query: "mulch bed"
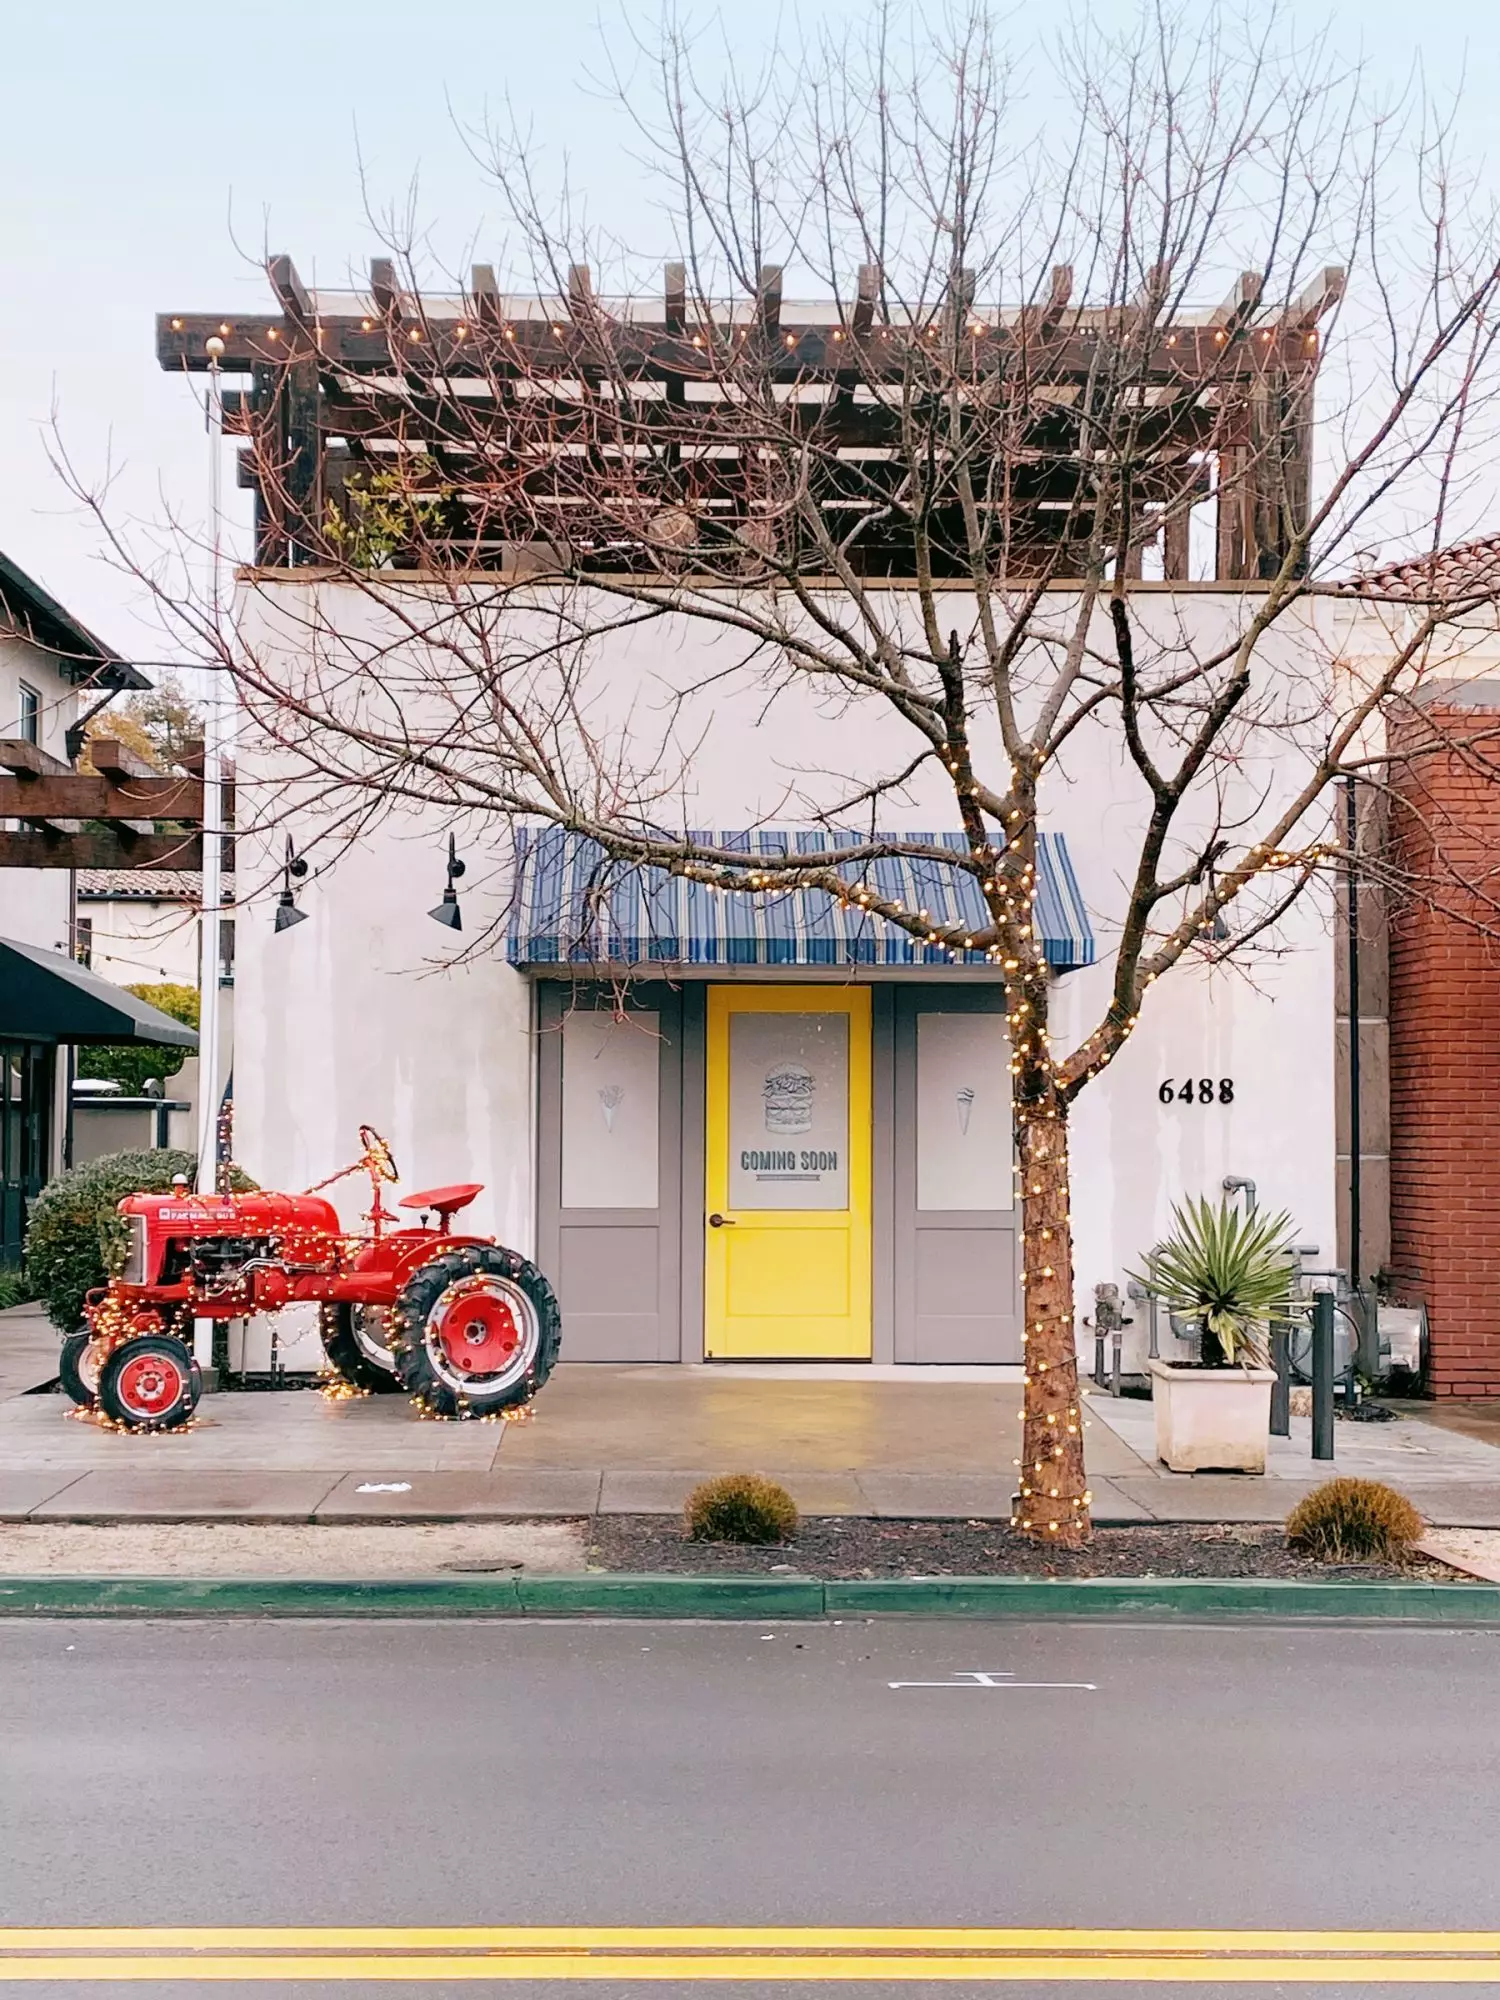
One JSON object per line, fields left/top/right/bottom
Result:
{"left": 587, "top": 1515, "right": 1457, "bottom": 1584}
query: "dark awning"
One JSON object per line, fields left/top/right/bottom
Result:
{"left": 0, "top": 937, "right": 199, "bottom": 1047}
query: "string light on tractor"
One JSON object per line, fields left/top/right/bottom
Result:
{"left": 68, "top": 1125, "right": 563, "bottom": 1432}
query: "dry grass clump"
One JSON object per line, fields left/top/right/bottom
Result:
{"left": 684, "top": 1474, "right": 799, "bottom": 1544}
{"left": 1285, "top": 1478, "right": 1424, "bottom": 1563}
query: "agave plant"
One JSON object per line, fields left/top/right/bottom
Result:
{"left": 1130, "top": 1197, "right": 1301, "bottom": 1367}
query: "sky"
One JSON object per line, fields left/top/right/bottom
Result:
{"left": 3, "top": 0, "right": 1495, "bottom": 671}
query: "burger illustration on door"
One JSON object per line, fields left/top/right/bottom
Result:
{"left": 763, "top": 1059, "right": 814, "bottom": 1134}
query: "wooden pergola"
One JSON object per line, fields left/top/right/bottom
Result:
{"left": 157, "top": 255, "right": 1345, "bottom": 581}
{"left": 0, "top": 737, "right": 209, "bottom": 874}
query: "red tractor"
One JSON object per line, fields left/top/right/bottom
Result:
{"left": 63, "top": 1128, "right": 561, "bottom": 1431}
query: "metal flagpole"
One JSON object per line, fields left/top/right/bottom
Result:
{"left": 194, "top": 341, "right": 227, "bottom": 1369}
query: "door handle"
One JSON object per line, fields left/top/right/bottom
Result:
{"left": 708, "top": 1212, "right": 737, "bottom": 1228}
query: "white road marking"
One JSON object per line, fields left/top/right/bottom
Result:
{"left": 887, "top": 1669, "right": 1097, "bottom": 1690}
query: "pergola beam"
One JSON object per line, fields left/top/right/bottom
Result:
{"left": 0, "top": 774, "right": 204, "bottom": 820}
{"left": 1288, "top": 265, "right": 1346, "bottom": 324}
{"left": 0, "top": 831, "right": 208, "bottom": 871}
{"left": 369, "top": 258, "right": 403, "bottom": 322}
{"left": 664, "top": 261, "right": 687, "bottom": 334}
{"left": 1212, "top": 270, "right": 1264, "bottom": 327}
{"left": 755, "top": 264, "right": 783, "bottom": 337}
{"left": 158, "top": 306, "right": 1315, "bottom": 377}
{"left": 268, "top": 254, "right": 313, "bottom": 325}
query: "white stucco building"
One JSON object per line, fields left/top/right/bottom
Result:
{"left": 225, "top": 575, "right": 1383, "bottom": 1374}
{"left": 152, "top": 261, "right": 1436, "bottom": 1377}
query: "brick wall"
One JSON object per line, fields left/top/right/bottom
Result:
{"left": 1389, "top": 703, "right": 1500, "bottom": 1395}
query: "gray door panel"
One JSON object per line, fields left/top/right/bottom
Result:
{"left": 536, "top": 984, "right": 683, "bottom": 1362}
{"left": 893, "top": 986, "right": 1021, "bottom": 1363}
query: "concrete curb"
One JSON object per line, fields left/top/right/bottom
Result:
{"left": 1, "top": 1572, "right": 1498, "bottom": 1622}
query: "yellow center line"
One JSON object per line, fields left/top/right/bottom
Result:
{"left": 5, "top": 1931, "right": 1500, "bottom": 1984}
{"left": 2, "top": 1955, "right": 1500, "bottom": 1983}
{"left": 5, "top": 1929, "right": 1500, "bottom": 1953}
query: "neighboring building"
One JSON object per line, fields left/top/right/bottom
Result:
{"left": 1, "top": 549, "right": 149, "bottom": 959}
{"left": 1341, "top": 538, "right": 1500, "bottom": 1396}
{"left": 0, "top": 551, "right": 193, "bottom": 1261}
{"left": 75, "top": 869, "right": 230, "bottom": 990}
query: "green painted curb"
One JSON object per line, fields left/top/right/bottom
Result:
{"left": 517, "top": 1573, "right": 825, "bottom": 1618}
{"left": 0, "top": 1575, "right": 522, "bottom": 1618}
{"left": 821, "top": 1575, "right": 1499, "bottom": 1621}
{"left": 0, "top": 1572, "right": 1496, "bottom": 1622}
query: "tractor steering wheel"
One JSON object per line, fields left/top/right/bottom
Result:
{"left": 359, "top": 1125, "right": 399, "bottom": 1183}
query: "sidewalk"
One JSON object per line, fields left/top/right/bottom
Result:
{"left": 1084, "top": 1391, "right": 1500, "bottom": 1528}
{"left": 5, "top": 1301, "right": 1500, "bottom": 1524}
{"left": 0, "top": 1303, "right": 59, "bottom": 1402}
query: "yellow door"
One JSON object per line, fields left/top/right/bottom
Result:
{"left": 704, "top": 986, "right": 872, "bottom": 1359}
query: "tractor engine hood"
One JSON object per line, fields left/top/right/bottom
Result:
{"left": 119, "top": 1191, "right": 345, "bottom": 1241}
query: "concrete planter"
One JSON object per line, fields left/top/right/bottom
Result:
{"left": 1147, "top": 1358, "right": 1275, "bottom": 1473}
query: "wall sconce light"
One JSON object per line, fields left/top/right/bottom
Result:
{"left": 274, "top": 835, "right": 309, "bottom": 932}
{"left": 429, "top": 832, "right": 466, "bottom": 930}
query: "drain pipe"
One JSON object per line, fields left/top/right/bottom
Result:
{"left": 1345, "top": 776, "right": 1381, "bottom": 1383}
{"left": 1222, "top": 1174, "right": 1257, "bottom": 1214}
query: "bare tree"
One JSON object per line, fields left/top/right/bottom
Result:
{"left": 98, "top": 3, "right": 1500, "bottom": 1541}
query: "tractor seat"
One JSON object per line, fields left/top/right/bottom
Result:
{"left": 400, "top": 1182, "right": 484, "bottom": 1219}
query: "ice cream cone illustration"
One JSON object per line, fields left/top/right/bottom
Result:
{"left": 598, "top": 1083, "right": 624, "bottom": 1132}
{"left": 955, "top": 1085, "right": 976, "bottom": 1134}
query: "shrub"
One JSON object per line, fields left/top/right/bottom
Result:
{"left": 1285, "top": 1478, "right": 1425, "bottom": 1563}
{"left": 77, "top": 983, "right": 199, "bottom": 1096}
{"left": 24, "top": 1149, "right": 255, "bottom": 1333}
{"left": 0, "top": 1267, "right": 35, "bottom": 1311}
{"left": 684, "top": 1474, "right": 799, "bottom": 1545}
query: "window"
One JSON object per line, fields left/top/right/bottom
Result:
{"left": 17, "top": 683, "right": 39, "bottom": 745}
{"left": 73, "top": 917, "right": 93, "bottom": 969}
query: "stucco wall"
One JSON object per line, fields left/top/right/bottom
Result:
{"left": 79, "top": 895, "right": 201, "bottom": 989}
{"left": 1057, "top": 905, "right": 1336, "bottom": 1365}
{"left": 233, "top": 800, "right": 534, "bottom": 1251}
{"left": 231, "top": 577, "right": 1380, "bottom": 1355}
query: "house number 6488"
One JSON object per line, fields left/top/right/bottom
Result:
{"left": 1158, "top": 1078, "right": 1235, "bottom": 1105}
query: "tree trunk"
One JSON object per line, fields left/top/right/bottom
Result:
{"left": 1014, "top": 1070, "right": 1091, "bottom": 1547}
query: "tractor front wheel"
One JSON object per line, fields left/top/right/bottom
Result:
{"left": 58, "top": 1331, "right": 104, "bottom": 1408}
{"left": 391, "top": 1246, "right": 561, "bottom": 1419}
{"left": 320, "top": 1304, "right": 403, "bottom": 1393}
{"left": 98, "top": 1335, "right": 200, "bottom": 1431}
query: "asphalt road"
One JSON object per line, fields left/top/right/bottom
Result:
{"left": 2, "top": 1615, "right": 1499, "bottom": 1995}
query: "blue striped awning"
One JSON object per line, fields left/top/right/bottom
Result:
{"left": 505, "top": 828, "right": 1093, "bottom": 971}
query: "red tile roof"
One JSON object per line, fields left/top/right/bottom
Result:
{"left": 77, "top": 869, "right": 234, "bottom": 901}
{"left": 1342, "top": 535, "right": 1500, "bottom": 603}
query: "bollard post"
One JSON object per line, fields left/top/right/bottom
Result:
{"left": 1270, "top": 1321, "right": 1291, "bottom": 1437}
{"left": 1110, "top": 1328, "right": 1122, "bottom": 1399}
{"left": 1311, "top": 1290, "right": 1336, "bottom": 1461}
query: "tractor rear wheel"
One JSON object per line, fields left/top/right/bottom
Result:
{"left": 98, "top": 1334, "right": 200, "bottom": 1431}
{"left": 320, "top": 1303, "right": 403, "bottom": 1393}
{"left": 391, "top": 1245, "right": 561, "bottom": 1419}
{"left": 58, "top": 1331, "right": 104, "bottom": 1408}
